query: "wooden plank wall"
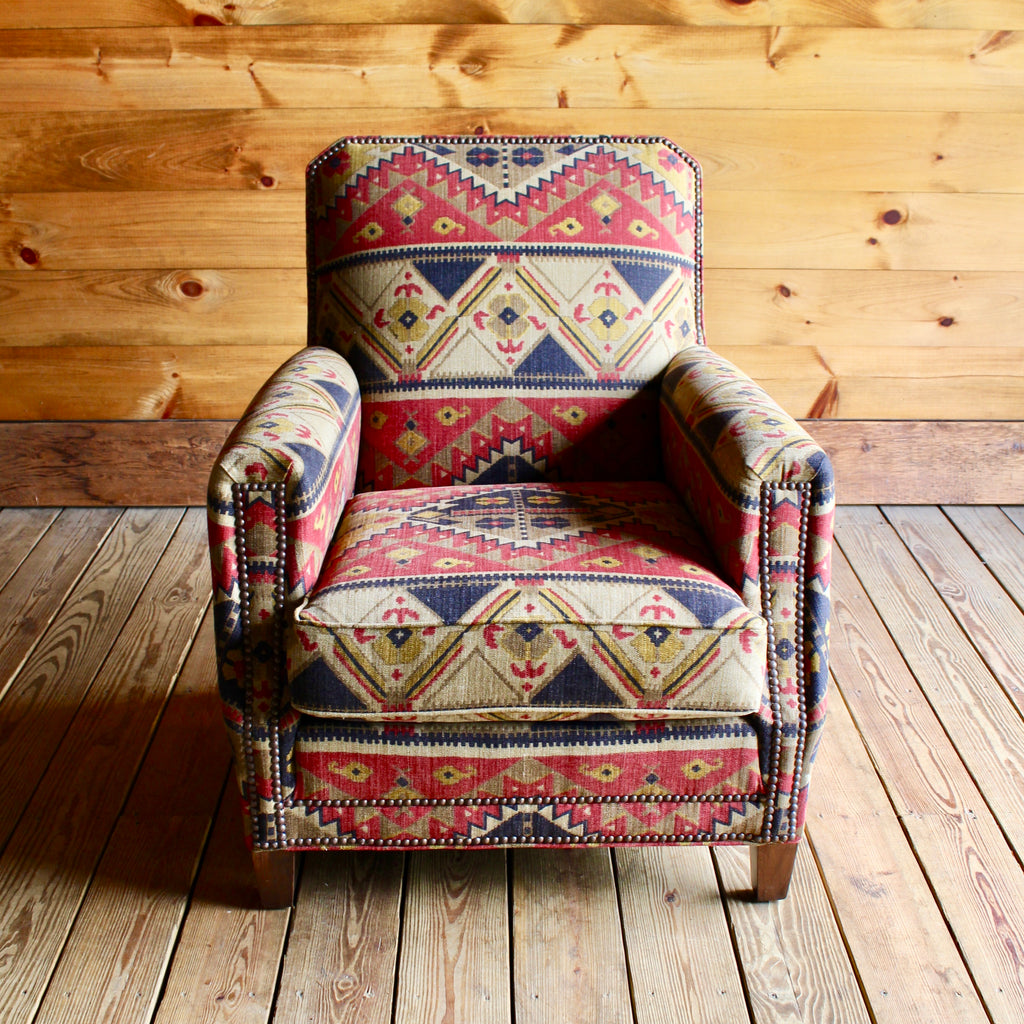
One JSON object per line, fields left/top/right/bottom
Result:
{"left": 1, "top": 1, "right": 1023, "bottom": 504}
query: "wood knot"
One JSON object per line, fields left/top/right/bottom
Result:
{"left": 459, "top": 57, "right": 487, "bottom": 77}
{"left": 192, "top": 13, "right": 225, "bottom": 26}
{"left": 180, "top": 279, "right": 204, "bottom": 298}
{"left": 259, "top": 175, "right": 276, "bottom": 188}
{"left": 776, "top": 284, "right": 792, "bottom": 298}
{"left": 881, "top": 208, "right": 904, "bottom": 225}
{"left": 19, "top": 246, "right": 39, "bottom": 265}
{"left": 939, "top": 316, "right": 955, "bottom": 327}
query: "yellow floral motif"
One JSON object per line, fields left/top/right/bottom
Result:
{"left": 354, "top": 221, "right": 384, "bottom": 243}
{"left": 329, "top": 760, "right": 373, "bottom": 782}
{"left": 395, "top": 428, "right": 428, "bottom": 457}
{"left": 476, "top": 495, "right": 510, "bottom": 506}
{"left": 373, "top": 628, "right": 425, "bottom": 666}
{"left": 433, "top": 557, "right": 473, "bottom": 569}
{"left": 369, "top": 410, "right": 388, "bottom": 430}
{"left": 581, "top": 556, "right": 622, "bottom": 569}
{"left": 681, "top": 759, "right": 723, "bottom": 780}
{"left": 549, "top": 217, "right": 584, "bottom": 237}
{"left": 631, "top": 626, "right": 684, "bottom": 664}
{"left": 579, "top": 763, "right": 623, "bottom": 782}
{"left": 526, "top": 494, "right": 562, "bottom": 504}
{"left": 432, "top": 216, "right": 466, "bottom": 236}
{"left": 436, "top": 405, "right": 471, "bottom": 425}
{"left": 385, "top": 547, "right": 423, "bottom": 563}
{"left": 342, "top": 564, "right": 372, "bottom": 576}
{"left": 553, "top": 405, "right": 586, "bottom": 425}
{"left": 433, "top": 765, "right": 476, "bottom": 784}
{"left": 628, "top": 219, "right": 659, "bottom": 240}
{"left": 486, "top": 293, "right": 530, "bottom": 340}
{"left": 388, "top": 296, "right": 429, "bottom": 343}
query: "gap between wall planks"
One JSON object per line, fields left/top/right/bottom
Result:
{"left": 0, "top": 419, "right": 1021, "bottom": 507}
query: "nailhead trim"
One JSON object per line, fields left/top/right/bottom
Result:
{"left": 286, "top": 792, "right": 762, "bottom": 809}
{"left": 233, "top": 479, "right": 291, "bottom": 848}
{"left": 789, "top": 481, "right": 811, "bottom": 839}
{"left": 252, "top": 830, "right": 761, "bottom": 850}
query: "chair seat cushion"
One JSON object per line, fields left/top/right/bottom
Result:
{"left": 288, "top": 480, "right": 766, "bottom": 722}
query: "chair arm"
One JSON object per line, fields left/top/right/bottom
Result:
{"left": 660, "top": 346, "right": 834, "bottom": 838}
{"left": 207, "top": 347, "right": 360, "bottom": 844}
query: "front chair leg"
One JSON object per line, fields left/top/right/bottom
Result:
{"left": 252, "top": 850, "right": 298, "bottom": 908}
{"left": 750, "top": 843, "right": 798, "bottom": 901}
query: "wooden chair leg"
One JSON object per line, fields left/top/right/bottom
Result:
{"left": 750, "top": 843, "right": 798, "bottom": 901}
{"left": 252, "top": 850, "right": 298, "bottom": 908}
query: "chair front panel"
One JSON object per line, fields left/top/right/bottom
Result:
{"left": 307, "top": 137, "right": 702, "bottom": 490}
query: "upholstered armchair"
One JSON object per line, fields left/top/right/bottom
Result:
{"left": 208, "top": 136, "right": 834, "bottom": 908}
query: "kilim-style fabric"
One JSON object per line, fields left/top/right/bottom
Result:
{"left": 290, "top": 480, "right": 766, "bottom": 721}
{"left": 306, "top": 137, "right": 701, "bottom": 490}
{"left": 282, "top": 718, "right": 766, "bottom": 845}
{"left": 207, "top": 136, "right": 834, "bottom": 871}
{"left": 660, "top": 345, "right": 835, "bottom": 837}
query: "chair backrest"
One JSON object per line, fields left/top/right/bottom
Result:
{"left": 306, "top": 136, "right": 702, "bottom": 491}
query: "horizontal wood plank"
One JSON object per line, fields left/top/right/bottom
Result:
{"left": 2, "top": 27, "right": 1023, "bottom": 114}
{"left": 5, "top": 109, "right": 1024, "bottom": 194}
{"left": 6, "top": 190, "right": 1024, "bottom": 273}
{"left": 4, "top": 0, "right": 1024, "bottom": 29}
{"left": 2, "top": 419, "right": 1023, "bottom": 506}
{"left": 5, "top": 268, "right": 1022, "bottom": 352}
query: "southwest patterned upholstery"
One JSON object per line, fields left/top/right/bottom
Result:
{"left": 208, "top": 136, "right": 834, "bottom": 903}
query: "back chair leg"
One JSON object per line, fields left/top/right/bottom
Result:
{"left": 750, "top": 843, "right": 798, "bottom": 901}
{"left": 252, "top": 850, "right": 298, "bottom": 908}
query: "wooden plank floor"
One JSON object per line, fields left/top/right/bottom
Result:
{"left": 1, "top": 504, "right": 1023, "bottom": 1024}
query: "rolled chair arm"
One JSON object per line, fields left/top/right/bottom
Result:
{"left": 207, "top": 346, "right": 360, "bottom": 847}
{"left": 660, "top": 345, "right": 834, "bottom": 839}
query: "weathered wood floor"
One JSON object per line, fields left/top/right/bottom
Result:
{"left": 1, "top": 504, "right": 1023, "bottom": 1024}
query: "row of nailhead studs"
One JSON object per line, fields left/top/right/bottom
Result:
{"left": 232, "top": 483, "right": 262, "bottom": 838}
{"left": 255, "top": 831, "right": 759, "bottom": 849}
{"left": 288, "top": 793, "right": 762, "bottom": 809}
{"left": 758, "top": 480, "right": 782, "bottom": 841}
{"left": 788, "top": 481, "right": 812, "bottom": 839}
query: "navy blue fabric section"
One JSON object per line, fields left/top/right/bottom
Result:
{"left": 412, "top": 257, "right": 487, "bottom": 301}
{"left": 407, "top": 581, "right": 497, "bottom": 623}
{"left": 291, "top": 659, "right": 368, "bottom": 713}
{"left": 532, "top": 655, "right": 625, "bottom": 707}
{"left": 514, "top": 333, "right": 588, "bottom": 379}
{"left": 612, "top": 258, "right": 675, "bottom": 304}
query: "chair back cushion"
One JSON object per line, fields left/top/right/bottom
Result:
{"left": 307, "top": 136, "right": 702, "bottom": 491}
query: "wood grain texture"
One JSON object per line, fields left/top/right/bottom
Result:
{"left": 274, "top": 853, "right": 404, "bottom": 1024}
{"left": 0, "top": 346, "right": 298, "bottom": 419}
{"left": 0, "top": 507, "right": 120, "bottom": 712}
{"left": 0, "top": 508, "right": 59, "bottom": 591}
{"left": 615, "top": 847, "right": 749, "bottom": 1024}
{"left": 883, "top": 505, "right": 1024, "bottom": 710}
{"left": 6, "top": 189, "right": 1024, "bottom": 273}
{"left": 513, "top": 849, "right": 632, "bottom": 1024}
{"left": 5, "top": 109, "right": 1024, "bottom": 194}
{"left": 394, "top": 851, "right": 510, "bottom": 1024}
{"left": 0, "top": 422, "right": 234, "bottom": 506}
{"left": 4, "top": 420, "right": 1024, "bottom": 507}
{"left": 32, "top": 611, "right": 228, "bottom": 1024}
{"left": 151, "top": 791, "right": 291, "bottom": 1024}
{"left": 2, "top": 27, "right": 1023, "bottom": 114}
{"left": 5, "top": 0, "right": 1024, "bottom": 29}
{"left": 0, "top": 509, "right": 181, "bottom": 853}
{"left": 807, "top": 421, "right": 1024, "bottom": 504}
{"left": 835, "top": 508, "right": 1024, "bottom": 839}
{"left": 944, "top": 505, "right": 1024, "bottom": 613}
{"left": 0, "top": 269, "right": 306, "bottom": 345}
{"left": 714, "top": 844, "right": 872, "bottom": 1024}
{"left": 828, "top": 537, "right": 1024, "bottom": 1021}
{"left": 0, "top": 510, "right": 209, "bottom": 1024}
{"left": 807, "top": 686, "right": 989, "bottom": 1024}
{"left": 1, "top": 343, "right": 1023, "bottom": 422}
